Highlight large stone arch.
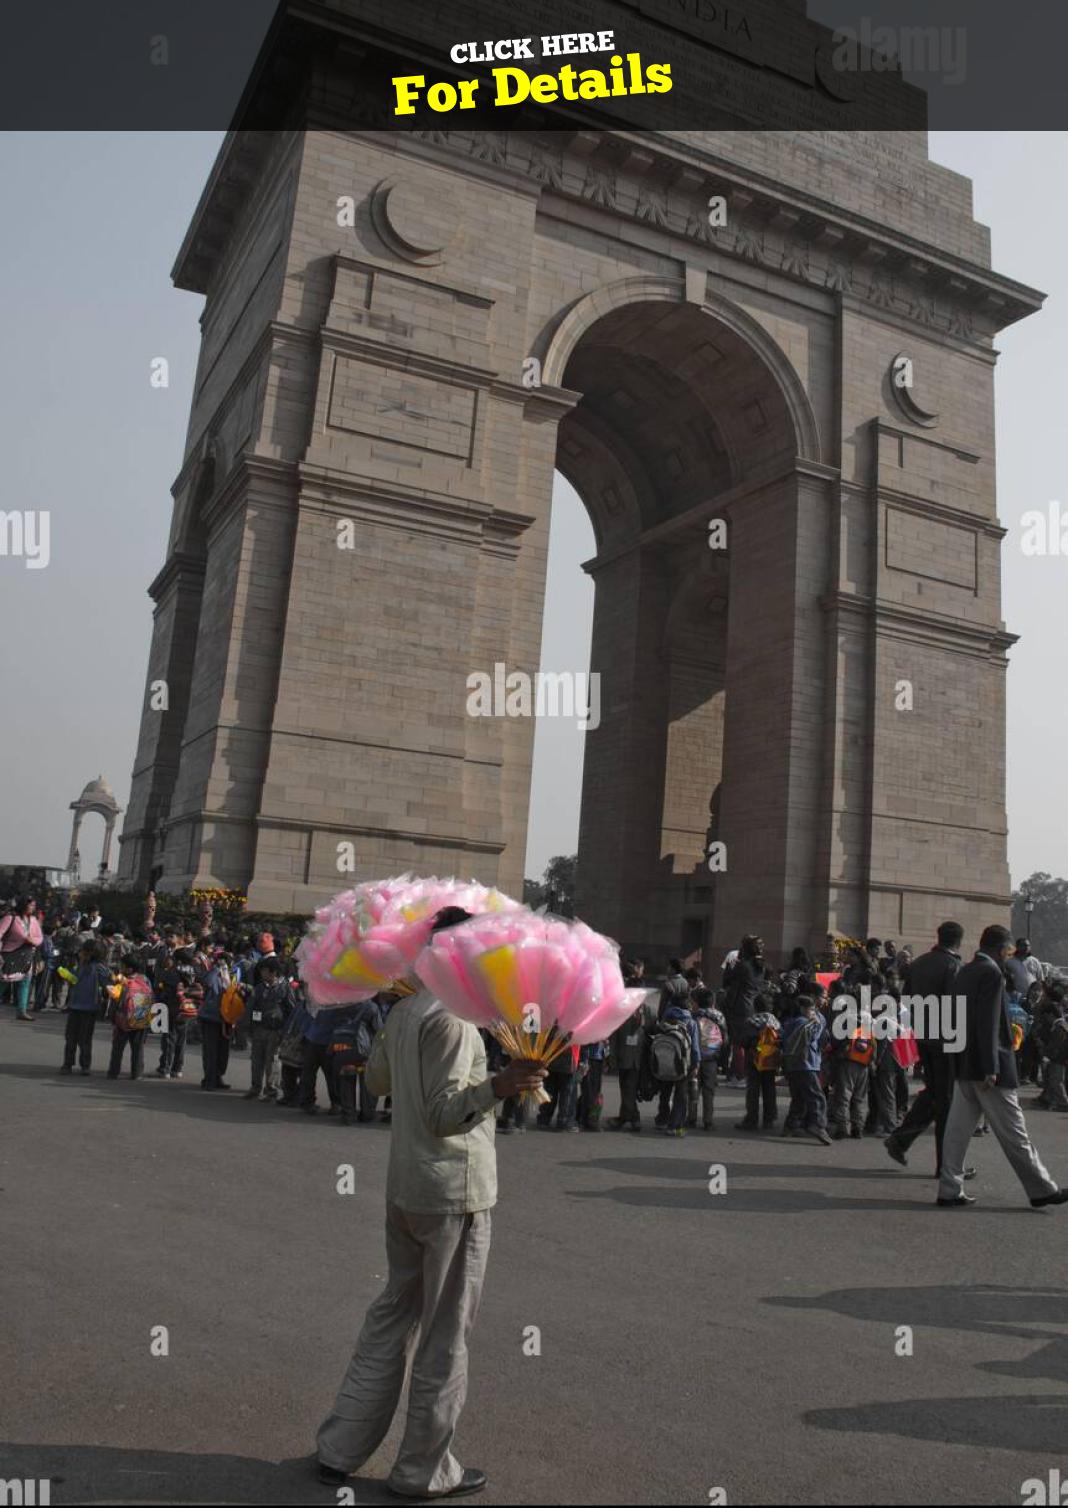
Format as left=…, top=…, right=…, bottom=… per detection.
left=117, top=108, right=1039, bottom=961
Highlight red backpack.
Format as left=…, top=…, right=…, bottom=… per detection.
left=114, top=973, right=155, bottom=1031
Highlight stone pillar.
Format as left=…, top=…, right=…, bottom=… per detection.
left=66, top=810, right=83, bottom=873
left=100, top=817, right=116, bottom=874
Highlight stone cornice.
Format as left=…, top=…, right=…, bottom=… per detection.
left=161, top=807, right=505, bottom=856
left=857, top=484, right=1008, bottom=543
left=872, top=418, right=980, bottom=466
left=374, top=128, right=1044, bottom=345
left=295, top=461, right=535, bottom=552
left=822, top=590, right=1018, bottom=657
left=319, top=323, right=498, bottom=388
left=147, top=550, right=206, bottom=605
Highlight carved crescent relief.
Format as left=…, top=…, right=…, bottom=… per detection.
left=889, top=352, right=940, bottom=427
left=370, top=177, right=458, bottom=264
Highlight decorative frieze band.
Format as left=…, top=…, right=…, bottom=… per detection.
left=365, top=125, right=1042, bottom=344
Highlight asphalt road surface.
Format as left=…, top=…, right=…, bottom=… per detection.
left=3, top=1011, right=1067, bottom=1506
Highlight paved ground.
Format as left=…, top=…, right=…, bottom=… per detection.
left=3, top=1010, right=1068, bottom=1506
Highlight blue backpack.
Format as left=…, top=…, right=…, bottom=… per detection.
left=329, top=1016, right=375, bottom=1073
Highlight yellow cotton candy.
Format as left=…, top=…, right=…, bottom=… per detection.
left=475, top=945, right=524, bottom=1025
left=331, top=947, right=390, bottom=987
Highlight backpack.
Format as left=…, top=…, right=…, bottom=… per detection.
left=329, top=1015, right=375, bottom=1073
left=696, top=1012, right=724, bottom=1058
left=649, top=1020, right=691, bottom=1082
left=277, top=1025, right=306, bottom=1069
left=780, top=1017, right=814, bottom=1072
left=220, top=979, right=246, bottom=1026
left=753, top=1024, right=781, bottom=1072
left=846, top=1026, right=875, bottom=1065
left=114, top=973, right=154, bottom=1031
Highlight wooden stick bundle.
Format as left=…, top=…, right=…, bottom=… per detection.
left=490, top=1021, right=575, bottom=1109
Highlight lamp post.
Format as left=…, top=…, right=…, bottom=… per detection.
left=1024, top=890, right=1035, bottom=942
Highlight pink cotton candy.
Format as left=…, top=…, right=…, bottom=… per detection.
left=296, top=874, right=521, bottom=1010
left=415, top=908, right=634, bottom=1044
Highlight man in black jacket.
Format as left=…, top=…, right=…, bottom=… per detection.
left=885, top=921, right=963, bottom=1176
left=938, top=924, right=1066, bottom=1209
left=722, top=935, right=765, bottom=1085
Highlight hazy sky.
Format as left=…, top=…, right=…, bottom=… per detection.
left=0, top=130, right=1063, bottom=890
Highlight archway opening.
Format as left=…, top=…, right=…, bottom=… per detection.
left=524, top=471, right=595, bottom=904
left=547, top=296, right=802, bottom=964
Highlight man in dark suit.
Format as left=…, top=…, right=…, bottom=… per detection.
left=885, top=921, right=964, bottom=1176
left=938, top=924, right=1066, bottom=1209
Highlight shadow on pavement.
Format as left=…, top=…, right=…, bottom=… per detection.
left=0, top=1444, right=390, bottom=1505
left=561, top=1155, right=927, bottom=1181
left=0, top=1058, right=371, bottom=1130
left=804, top=1392, right=1067, bottom=1455
left=767, top=1283, right=1068, bottom=1452
left=566, top=1183, right=947, bottom=1213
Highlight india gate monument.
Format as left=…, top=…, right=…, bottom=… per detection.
left=117, top=0, right=1043, bottom=966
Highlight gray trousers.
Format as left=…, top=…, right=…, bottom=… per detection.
left=317, top=1204, right=491, bottom=1495
left=250, top=1027, right=281, bottom=1094
left=1043, top=1060, right=1068, bottom=1109
left=938, top=1079, right=1059, bottom=1202
left=830, top=1059, right=869, bottom=1130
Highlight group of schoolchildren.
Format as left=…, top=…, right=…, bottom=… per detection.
left=27, top=917, right=396, bottom=1127
left=578, top=933, right=1068, bottom=1144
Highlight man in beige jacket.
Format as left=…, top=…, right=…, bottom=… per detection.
left=317, top=908, right=545, bottom=1501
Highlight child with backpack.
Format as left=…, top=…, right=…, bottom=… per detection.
left=536, top=1043, right=581, bottom=1131
left=827, top=985, right=874, bottom=1139
left=60, top=940, right=112, bottom=1075
left=200, top=951, right=237, bottom=1091
left=867, top=991, right=906, bottom=1137
left=734, top=998, right=782, bottom=1131
left=329, top=998, right=384, bottom=1125
left=246, top=959, right=294, bottom=1102
left=690, top=987, right=727, bottom=1130
left=609, top=997, right=646, bottom=1132
left=277, top=998, right=311, bottom=1106
left=779, top=994, right=831, bottom=1144
left=578, top=1039, right=608, bottom=1130
left=1033, top=983, right=1068, bottom=1111
left=107, top=969, right=155, bottom=1080
left=154, top=946, right=199, bottom=1079
left=650, top=989, right=701, bottom=1137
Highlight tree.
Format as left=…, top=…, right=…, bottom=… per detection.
left=541, top=854, right=577, bottom=916
left=523, top=855, right=577, bottom=916
left=1011, top=873, right=1068, bottom=965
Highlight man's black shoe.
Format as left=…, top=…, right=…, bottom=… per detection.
left=1030, top=1188, right=1068, bottom=1208
left=884, top=1137, right=907, bottom=1166
left=387, top=1467, right=487, bottom=1500
left=936, top=1194, right=977, bottom=1207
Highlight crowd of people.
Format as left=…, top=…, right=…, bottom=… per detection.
left=3, top=896, right=1067, bottom=1194
left=0, top=898, right=393, bottom=1123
